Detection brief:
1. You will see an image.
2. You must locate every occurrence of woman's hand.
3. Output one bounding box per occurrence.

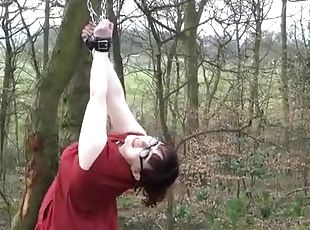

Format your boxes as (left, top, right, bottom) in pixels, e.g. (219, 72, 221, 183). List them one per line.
(81, 21, 96, 42)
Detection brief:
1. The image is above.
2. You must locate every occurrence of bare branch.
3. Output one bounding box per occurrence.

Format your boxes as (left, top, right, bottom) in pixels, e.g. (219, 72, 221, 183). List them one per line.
(175, 121, 253, 151)
(52, 1, 65, 8)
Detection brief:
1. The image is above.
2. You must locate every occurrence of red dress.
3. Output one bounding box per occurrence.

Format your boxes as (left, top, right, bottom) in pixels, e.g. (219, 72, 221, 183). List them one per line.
(34, 133, 137, 230)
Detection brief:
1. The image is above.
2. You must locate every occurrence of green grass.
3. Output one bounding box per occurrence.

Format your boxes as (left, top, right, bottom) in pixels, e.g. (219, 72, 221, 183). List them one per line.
(117, 195, 137, 209)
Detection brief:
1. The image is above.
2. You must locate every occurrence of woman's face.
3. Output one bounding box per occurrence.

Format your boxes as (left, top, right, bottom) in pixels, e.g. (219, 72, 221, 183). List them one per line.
(120, 135, 163, 180)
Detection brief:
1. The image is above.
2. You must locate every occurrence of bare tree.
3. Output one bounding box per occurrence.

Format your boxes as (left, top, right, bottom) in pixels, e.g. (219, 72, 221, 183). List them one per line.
(183, 0, 207, 134)
(280, 0, 290, 147)
(248, 0, 272, 131)
(0, 0, 44, 226)
(0, 2, 15, 224)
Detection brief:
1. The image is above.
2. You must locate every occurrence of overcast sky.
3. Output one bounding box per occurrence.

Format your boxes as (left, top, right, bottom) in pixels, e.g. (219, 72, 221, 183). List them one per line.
(264, 0, 309, 32)
(1, 0, 310, 39)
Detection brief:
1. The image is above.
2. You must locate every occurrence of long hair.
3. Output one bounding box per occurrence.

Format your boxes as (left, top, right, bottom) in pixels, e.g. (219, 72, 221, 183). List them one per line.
(134, 144, 179, 207)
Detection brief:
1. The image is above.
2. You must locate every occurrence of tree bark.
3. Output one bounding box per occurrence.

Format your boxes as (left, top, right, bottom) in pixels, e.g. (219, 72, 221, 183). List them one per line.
(43, 0, 50, 68)
(0, 1, 14, 182)
(249, 1, 263, 129)
(170, 57, 181, 136)
(60, 53, 91, 147)
(12, 1, 91, 229)
(183, 0, 199, 133)
(183, 0, 207, 134)
(281, 0, 290, 148)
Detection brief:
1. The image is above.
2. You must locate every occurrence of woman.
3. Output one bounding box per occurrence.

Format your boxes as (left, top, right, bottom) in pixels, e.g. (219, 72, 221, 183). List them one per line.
(34, 19, 179, 230)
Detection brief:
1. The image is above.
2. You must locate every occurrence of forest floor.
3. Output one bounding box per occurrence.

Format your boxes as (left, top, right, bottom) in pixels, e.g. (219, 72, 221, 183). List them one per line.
(1, 176, 310, 229)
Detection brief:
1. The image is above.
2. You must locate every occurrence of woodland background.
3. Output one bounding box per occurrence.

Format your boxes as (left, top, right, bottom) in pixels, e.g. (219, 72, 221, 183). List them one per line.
(1, 0, 310, 229)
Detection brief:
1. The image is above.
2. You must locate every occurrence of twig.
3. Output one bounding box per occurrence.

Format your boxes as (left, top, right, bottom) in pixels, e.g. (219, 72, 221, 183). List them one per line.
(155, 221, 165, 230)
(286, 186, 310, 198)
(175, 122, 252, 152)
(52, 0, 65, 8)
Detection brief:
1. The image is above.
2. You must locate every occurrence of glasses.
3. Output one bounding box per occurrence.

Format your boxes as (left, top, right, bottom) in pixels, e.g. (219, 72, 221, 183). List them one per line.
(139, 137, 161, 171)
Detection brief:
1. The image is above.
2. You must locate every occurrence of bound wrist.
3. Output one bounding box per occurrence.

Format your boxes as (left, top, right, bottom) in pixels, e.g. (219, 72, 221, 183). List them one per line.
(86, 37, 112, 52)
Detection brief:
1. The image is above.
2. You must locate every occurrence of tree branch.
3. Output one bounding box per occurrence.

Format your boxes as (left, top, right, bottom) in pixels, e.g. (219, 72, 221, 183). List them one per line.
(52, 1, 65, 8)
(175, 121, 253, 151)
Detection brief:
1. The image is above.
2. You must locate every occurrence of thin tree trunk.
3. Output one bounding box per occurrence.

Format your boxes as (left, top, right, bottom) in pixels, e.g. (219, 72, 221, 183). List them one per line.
(0, 2, 14, 181)
(281, 0, 290, 148)
(13, 93, 20, 165)
(15, 1, 40, 78)
(249, 1, 263, 132)
(106, 0, 125, 91)
(170, 57, 181, 135)
(140, 3, 174, 228)
(203, 44, 223, 127)
(183, 0, 207, 134)
(165, 44, 177, 122)
(43, 0, 50, 67)
(183, 0, 199, 134)
(0, 3, 16, 228)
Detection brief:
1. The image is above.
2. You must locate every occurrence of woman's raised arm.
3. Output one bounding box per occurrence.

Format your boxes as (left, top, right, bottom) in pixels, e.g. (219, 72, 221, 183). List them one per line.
(78, 21, 112, 170)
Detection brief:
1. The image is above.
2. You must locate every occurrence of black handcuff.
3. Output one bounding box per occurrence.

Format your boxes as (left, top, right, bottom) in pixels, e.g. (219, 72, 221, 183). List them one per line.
(85, 37, 112, 52)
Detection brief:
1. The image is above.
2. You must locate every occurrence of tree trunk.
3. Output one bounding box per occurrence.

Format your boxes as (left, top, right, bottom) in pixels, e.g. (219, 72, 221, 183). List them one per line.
(170, 57, 180, 135)
(43, 0, 50, 68)
(281, 0, 290, 148)
(249, 1, 263, 131)
(203, 43, 223, 128)
(12, 1, 91, 229)
(106, 0, 125, 92)
(60, 53, 91, 147)
(153, 44, 174, 230)
(183, 0, 199, 133)
(13, 93, 21, 165)
(154, 42, 171, 143)
(165, 44, 177, 122)
(0, 4, 15, 226)
(0, 2, 14, 181)
(140, 4, 174, 228)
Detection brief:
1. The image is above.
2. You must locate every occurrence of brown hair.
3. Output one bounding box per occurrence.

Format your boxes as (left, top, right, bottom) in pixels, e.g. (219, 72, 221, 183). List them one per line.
(134, 143, 179, 207)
